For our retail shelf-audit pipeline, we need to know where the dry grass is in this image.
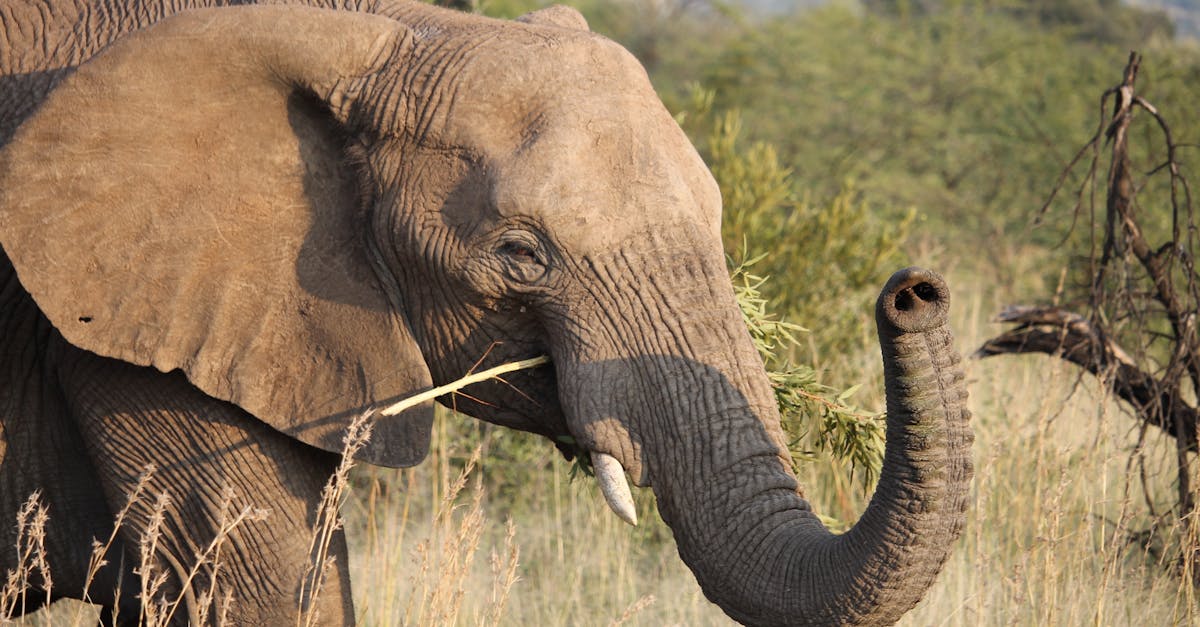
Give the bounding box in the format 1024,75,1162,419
0,493,51,621
343,276,1200,625
346,421,724,626
0,467,270,627
898,274,1200,626
300,411,374,627
9,278,1200,625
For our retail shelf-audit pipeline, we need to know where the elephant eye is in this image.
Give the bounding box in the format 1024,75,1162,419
499,241,538,262
496,236,549,285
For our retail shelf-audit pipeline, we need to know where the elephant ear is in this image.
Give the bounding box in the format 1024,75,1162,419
516,5,590,30
0,6,435,467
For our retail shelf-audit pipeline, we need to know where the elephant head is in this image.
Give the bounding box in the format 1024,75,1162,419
0,3,971,625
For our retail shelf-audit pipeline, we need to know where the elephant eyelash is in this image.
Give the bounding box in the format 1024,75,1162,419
498,241,541,263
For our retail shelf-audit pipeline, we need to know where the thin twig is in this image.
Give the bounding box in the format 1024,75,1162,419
380,356,550,417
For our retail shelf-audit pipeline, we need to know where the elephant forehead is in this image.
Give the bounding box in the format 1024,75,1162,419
492,114,714,245
405,28,657,147
388,26,723,242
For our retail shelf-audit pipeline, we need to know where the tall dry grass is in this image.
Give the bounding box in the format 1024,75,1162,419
9,278,1200,625
896,278,1200,626
343,275,1200,625
0,466,269,626
0,494,51,621
347,420,719,626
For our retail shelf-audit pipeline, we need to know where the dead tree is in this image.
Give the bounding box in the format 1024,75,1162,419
978,52,1198,571
977,305,1199,450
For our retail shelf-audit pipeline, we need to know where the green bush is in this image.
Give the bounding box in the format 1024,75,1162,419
732,260,884,489
676,86,915,366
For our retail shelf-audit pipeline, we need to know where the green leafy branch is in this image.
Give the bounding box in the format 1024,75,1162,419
731,257,885,487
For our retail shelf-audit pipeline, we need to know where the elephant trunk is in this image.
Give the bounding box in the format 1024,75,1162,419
632,267,971,626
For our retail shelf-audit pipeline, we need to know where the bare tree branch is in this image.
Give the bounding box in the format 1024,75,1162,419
980,52,1200,574
976,305,1198,451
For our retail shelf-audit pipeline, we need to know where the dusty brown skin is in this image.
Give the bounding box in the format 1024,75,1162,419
0,2,972,625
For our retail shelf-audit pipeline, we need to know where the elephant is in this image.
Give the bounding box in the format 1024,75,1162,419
0,1,973,625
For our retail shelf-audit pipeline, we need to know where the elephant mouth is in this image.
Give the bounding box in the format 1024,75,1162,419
560,416,646,526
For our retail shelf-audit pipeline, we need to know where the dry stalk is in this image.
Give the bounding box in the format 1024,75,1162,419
136,492,172,627
609,594,657,626
380,355,550,417
158,486,269,627
73,464,155,626
0,492,52,621
298,410,374,627
482,517,520,626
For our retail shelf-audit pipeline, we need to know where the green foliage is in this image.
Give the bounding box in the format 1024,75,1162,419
732,260,885,486
671,81,908,489
864,0,1175,44
676,85,915,364
995,0,1175,44
688,3,1200,287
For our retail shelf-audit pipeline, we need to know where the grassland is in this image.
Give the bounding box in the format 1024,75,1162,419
17,270,1200,626
337,271,1200,626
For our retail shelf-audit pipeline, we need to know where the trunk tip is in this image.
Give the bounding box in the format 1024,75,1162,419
877,266,951,334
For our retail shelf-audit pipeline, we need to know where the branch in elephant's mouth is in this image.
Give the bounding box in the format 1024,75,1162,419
374,354,638,526
378,355,551,417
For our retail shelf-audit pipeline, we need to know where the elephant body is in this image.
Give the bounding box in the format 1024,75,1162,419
0,1,973,625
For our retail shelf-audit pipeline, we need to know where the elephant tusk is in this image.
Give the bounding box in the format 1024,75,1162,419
591,451,637,526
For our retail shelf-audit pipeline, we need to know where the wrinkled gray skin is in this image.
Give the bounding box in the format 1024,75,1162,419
0,1,972,625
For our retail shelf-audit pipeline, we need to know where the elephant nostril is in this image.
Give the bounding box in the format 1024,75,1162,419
895,282,939,313
912,281,939,303
78,316,93,323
